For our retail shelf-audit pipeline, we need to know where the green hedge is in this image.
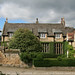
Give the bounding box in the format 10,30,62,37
33,58,75,67
42,53,61,58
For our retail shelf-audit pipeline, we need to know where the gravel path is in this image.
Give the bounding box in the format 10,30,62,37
0,66,75,75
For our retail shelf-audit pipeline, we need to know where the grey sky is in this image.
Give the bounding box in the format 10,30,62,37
0,0,75,27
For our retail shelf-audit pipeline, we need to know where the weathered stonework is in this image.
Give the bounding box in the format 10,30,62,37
0,50,28,68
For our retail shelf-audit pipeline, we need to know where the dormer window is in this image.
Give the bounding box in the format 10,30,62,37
9,33,13,38
55,34,61,38
40,33,46,38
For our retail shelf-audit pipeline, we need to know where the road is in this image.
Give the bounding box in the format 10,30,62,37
0,66,75,75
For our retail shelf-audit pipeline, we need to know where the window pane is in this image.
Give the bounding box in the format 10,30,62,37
40,33,46,38
55,34,60,38
9,33,13,38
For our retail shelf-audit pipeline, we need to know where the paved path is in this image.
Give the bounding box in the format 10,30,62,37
0,66,75,75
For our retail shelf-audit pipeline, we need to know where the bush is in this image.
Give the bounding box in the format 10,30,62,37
36,53,43,60
33,58,75,67
20,52,40,65
41,53,60,58
68,45,73,51
20,52,32,64
57,56,62,61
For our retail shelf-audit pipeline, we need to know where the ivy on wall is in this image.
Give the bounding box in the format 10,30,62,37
41,41,68,55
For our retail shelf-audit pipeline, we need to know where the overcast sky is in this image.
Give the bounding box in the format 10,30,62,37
0,0,75,29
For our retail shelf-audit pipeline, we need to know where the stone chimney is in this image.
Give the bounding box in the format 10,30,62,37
36,18,39,24
61,17,65,26
5,17,8,23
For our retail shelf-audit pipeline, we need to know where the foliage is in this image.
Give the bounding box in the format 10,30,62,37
34,58,75,67
67,45,73,51
41,42,67,55
1,41,8,47
40,53,60,58
63,41,68,54
20,52,44,64
9,28,43,52
20,52,32,64
68,50,75,58
67,44,75,58
50,42,54,54
57,56,62,61
36,53,43,60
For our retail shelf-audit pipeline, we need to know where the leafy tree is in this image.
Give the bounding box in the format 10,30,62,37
67,45,73,51
67,45,75,58
9,28,43,66
20,52,38,64
9,28,43,52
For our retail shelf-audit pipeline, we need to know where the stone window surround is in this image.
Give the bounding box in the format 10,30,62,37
40,33,46,38
55,33,61,38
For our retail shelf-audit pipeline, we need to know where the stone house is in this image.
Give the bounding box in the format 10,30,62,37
67,31,75,49
2,18,75,55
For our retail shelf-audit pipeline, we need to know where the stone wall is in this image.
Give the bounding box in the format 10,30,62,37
0,50,28,68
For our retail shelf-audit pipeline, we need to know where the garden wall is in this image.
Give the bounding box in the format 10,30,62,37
0,49,27,67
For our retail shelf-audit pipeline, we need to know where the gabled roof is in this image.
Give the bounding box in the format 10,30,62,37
2,18,75,37
52,29,62,33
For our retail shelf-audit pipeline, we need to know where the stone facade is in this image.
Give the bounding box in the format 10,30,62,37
2,18,75,54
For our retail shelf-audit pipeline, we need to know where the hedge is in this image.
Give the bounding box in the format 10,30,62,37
33,58,75,67
42,53,61,58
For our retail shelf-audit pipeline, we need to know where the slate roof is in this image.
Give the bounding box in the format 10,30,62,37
2,22,75,37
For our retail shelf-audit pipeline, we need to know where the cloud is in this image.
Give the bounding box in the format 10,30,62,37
0,0,75,27
0,3,31,21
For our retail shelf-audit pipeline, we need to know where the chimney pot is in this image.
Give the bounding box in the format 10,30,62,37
61,17,65,26
36,18,39,24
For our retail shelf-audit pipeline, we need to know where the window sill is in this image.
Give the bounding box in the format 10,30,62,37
40,37,46,39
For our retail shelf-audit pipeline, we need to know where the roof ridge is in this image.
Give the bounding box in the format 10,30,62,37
7,23,61,25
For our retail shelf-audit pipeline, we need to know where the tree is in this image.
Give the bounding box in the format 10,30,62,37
9,28,42,52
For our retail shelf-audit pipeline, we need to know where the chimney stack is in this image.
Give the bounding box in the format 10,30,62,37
61,17,65,26
36,18,39,24
5,17,8,23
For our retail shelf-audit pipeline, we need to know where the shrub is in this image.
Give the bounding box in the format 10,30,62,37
20,52,40,65
57,56,62,61
33,58,75,67
41,53,60,58
36,53,43,60
20,52,32,64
